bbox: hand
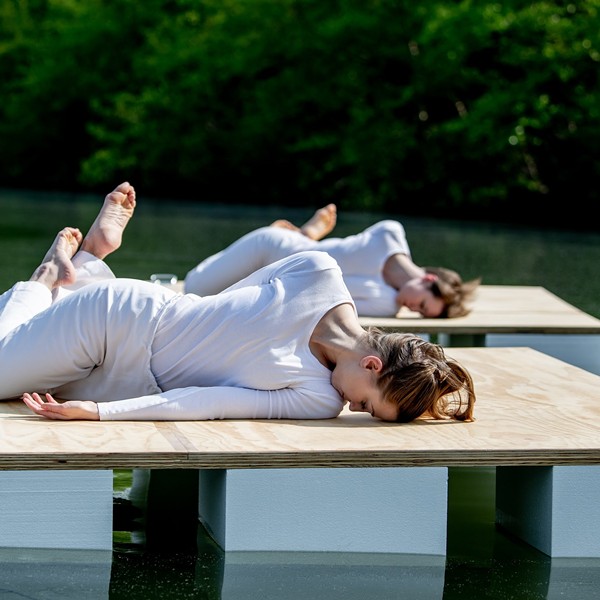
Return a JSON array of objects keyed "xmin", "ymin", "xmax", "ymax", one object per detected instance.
[{"xmin": 22, "ymin": 392, "xmax": 100, "ymax": 421}]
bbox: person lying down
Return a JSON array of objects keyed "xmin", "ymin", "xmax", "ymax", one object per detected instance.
[
  {"xmin": 0, "ymin": 182, "xmax": 476, "ymax": 423},
  {"xmin": 184, "ymin": 204, "xmax": 481, "ymax": 318}
]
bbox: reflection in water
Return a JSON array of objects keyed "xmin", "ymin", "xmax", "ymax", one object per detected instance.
[
  {"xmin": 220, "ymin": 553, "xmax": 445, "ymax": 600},
  {"xmin": 102, "ymin": 466, "xmax": 600, "ymax": 600},
  {"xmin": 109, "ymin": 543, "xmax": 224, "ymax": 600},
  {"xmin": 0, "ymin": 548, "xmax": 112, "ymax": 599},
  {"xmin": 2, "ymin": 416, "xmax": 600, "ymax": 598},
  {"xmin": 110, "ymin": 469, "xmax": 224, "ymax": 599}
]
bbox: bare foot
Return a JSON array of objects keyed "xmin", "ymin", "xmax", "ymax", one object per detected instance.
[
  {"xmin": 270, "ymin": 219, "xmax": 301, "ymax": 233},
  {"xmin": 30, "ymin": 227, "xmax": 83, "ymax": 290},
  {"xmin": 300, "ymin": 204, "xmax": 337, "ymax": 240},
  {"xmin": 80, "ymin": 182, "xmax": 136, "ymax": 260}
]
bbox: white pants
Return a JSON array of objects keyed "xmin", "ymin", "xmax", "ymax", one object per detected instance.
[
  {"xmin": 184, "ymin": 221, "xmax": 409, "ymax": 316},
  {"xmin": 184, "ymin": 226, "xmax": 314, "ymax": 296},
  {"xmin": 0, "ymin": 254, "xmax": 176, "ymax": 401}
]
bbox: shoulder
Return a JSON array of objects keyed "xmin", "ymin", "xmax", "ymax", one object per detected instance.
[{"xmin": 296, "ymin": 385, "xmax": 345, "ymax": 419}]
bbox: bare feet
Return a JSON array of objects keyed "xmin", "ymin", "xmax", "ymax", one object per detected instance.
[
  {"xmin": 299, "ymin": 204, "xmax": 337, "ymax": 240},
  {"xmin": 80, "ymin": 182, "xmax": 136, "ymax": 260},
  {"xmin": 30, "ymin": 227, "xmax": 83, "ymax": 290},
  {"xmin": 270, "ymin": 219, "xmax": 302, "ymax": 233}
]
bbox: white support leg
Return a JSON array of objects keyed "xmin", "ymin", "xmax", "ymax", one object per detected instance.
[
  {"xmin": 0, "ymin": 471, "xmax": 114, "ymax": 550},
  {"xmin": 199, "ymin": 467, "xmax": 448, "ymax": 555},
  {"xmin": 496, "ymin": 466, "xmax": 600, "ymax": 557}
]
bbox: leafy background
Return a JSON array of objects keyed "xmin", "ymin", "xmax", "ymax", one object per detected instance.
[{"xmin": 1, "ymin": 0, "xmax": 598, "ymax": 228}]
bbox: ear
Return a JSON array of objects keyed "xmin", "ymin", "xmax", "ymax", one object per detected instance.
[{"xmin": 361, "ymin": 355, "xmax": 383, "ymax": 372}]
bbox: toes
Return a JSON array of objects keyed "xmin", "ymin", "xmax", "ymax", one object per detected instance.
[{"xmin": 106, "ymin": 182, "xmax": 132, "ymax": 201}]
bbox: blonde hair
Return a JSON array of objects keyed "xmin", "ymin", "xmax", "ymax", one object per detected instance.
[
  {"xmin": 425, "ymin": 267, "xmax": 481, "ymax": 318},
  {"xmin": 365, "ymin": 329, "xmax": 476, "ymax": 423}
]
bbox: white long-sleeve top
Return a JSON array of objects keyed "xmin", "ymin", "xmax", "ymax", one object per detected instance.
[
  {"xmin": 0, "ymin": 251, "xmax": 352, "ymax": 421},
  {"xmin": 96, "ymin": 251, "xmax": 351, "ymax": 421}
]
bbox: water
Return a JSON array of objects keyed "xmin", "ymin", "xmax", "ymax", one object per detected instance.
[{"xmin": 1, "ymin": 189, "xmax": 599, "ymax": 598}]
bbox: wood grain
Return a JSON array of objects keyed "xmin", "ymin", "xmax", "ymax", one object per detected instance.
[
  {"xmin": 1, "ymin": 348, "xmax": 599, "ymax": 470},
  {"xmin": 358, "ymin": 285, "xmax": 600, "ymax": 334},
  {"xmin": 162, "ymin": 282, "xmax": 600, "ymax": 334}
]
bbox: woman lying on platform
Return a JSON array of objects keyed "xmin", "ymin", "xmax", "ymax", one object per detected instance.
[
  {"xmin": 184, "ymin": 204, "xmax": 481, "ymax": 318},
  {"xmin": 1, "ymin": 182, "xmax": 476, "ymax": 423}
]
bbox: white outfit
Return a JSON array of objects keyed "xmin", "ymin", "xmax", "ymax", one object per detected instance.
[
  {"xmin": 0, "ymin": 251, "xmax": 351, "ymax": 421},
  {"xmin": 184, "ymin": 220, "xmax": 411, "ymax": 317}
]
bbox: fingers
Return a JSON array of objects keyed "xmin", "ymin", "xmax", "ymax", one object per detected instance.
[
  {"xmin": 21, "ymin": 394, "xmax": 100, "ymax": 421},
  {"xmin": 22, "ymin": 392, "xmax": 68, "ymax": 420}
]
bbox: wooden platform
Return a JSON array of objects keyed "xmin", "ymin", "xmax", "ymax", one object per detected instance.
[
  {"xmin": 2, "ymin": 346, "xmax": 599, "ymax": 471},
  {"xmin": 160, "ymin": 281, "xmax": 600, "ymax": 343},
  {"xmin": 358, "ymin": 285, "xmax": 600, "ymax": 336},
  {"xmin": 2, "ymin": 346, "xmax": 600, "ymax": 557}
]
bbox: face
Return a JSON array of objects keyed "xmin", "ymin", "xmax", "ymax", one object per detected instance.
[
  {"xmin": 331, "ymin": 356, "xmax": 399, "ymax": 422},
  {"xmin": 395, "ymin": 277, "xmax": 445, "ymax": 318}
]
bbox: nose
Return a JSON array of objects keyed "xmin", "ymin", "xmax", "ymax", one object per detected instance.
[{"xmin": 408, "ymin": 303, "xmax": 426, "ymax": 316}]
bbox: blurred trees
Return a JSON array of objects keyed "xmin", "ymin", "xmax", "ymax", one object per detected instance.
[{"xmin": 0, "ymin": 0, "xmax": 598, "ymax": 227}]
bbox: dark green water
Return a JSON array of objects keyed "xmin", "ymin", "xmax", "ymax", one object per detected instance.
[
  {"xmin": 1, "ymin": 189, "xmax": 600, "ymax": 599},
  {"xmin": 3, "ymin": 467, "xmax": 600, "ymax": 599},
  {"xmin": 1, "ymin": 187, "xmax": 600, "ymax": 319}
]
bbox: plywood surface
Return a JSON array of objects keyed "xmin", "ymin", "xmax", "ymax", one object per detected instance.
[
  {"xmin": 2, "ymin": 348, "xmax": 600, "ymax": 470},
  {"xmin": 161, "ymin": 282, "xmax": 600, "ymax": 335},
  {"xmin": 358, "ymin": 285, "xmax": 600, "ymax": 334}
]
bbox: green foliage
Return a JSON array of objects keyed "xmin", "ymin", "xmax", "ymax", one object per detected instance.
[
  {"xmin": 0, "ymin": 0, "xmax": 598, "ymax": 227},
  {"xmin": 413, "ymin": 0, "xmax": 600, "ymax": 222}
]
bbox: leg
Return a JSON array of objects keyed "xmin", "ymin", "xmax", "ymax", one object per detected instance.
[
  {"xmin": 0, "ymin": 280, "xmax": 114, "ymax": 399},
  {"xmin": 0, "ymin": 470, "xmax": 113, "ymax": 550},
  {"xmin": 0, "ymin": 276, "xmax": 174, "ymax": 402},
  {"xmin": 183, "ymin": 204, "xmax": 335, "ymax": 296},
  {"xmin": 0, "ymin": 182, "xmax": 147, "ymax": 400},
  {"xmin": 0, "ymin": 227, "xmax": 83, "ymax": 340},
  {"xmin": 25, "ymin": 179, "xmax": 135, "ymax": 296},
  {"xmin": 183, "ymin": 226, "xmax": 315, "ymax": 295},
  {"xmin": 27, "ymin": 180, "xmax": 135, "ymax": 291},
  {"xmin": 496, "ymin": 466, "xmax": 600, "ymax": 557},
  {"xmin": 199, "ymin": 467, "xmax": 448, "ymax": 554},
  {"xmin": 52, "ymin": 182, "xmax": 137, "ymax": 300},
  {"xmin": 1, "ymin": 182, "xmax": 137, "ymax": 341}
]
